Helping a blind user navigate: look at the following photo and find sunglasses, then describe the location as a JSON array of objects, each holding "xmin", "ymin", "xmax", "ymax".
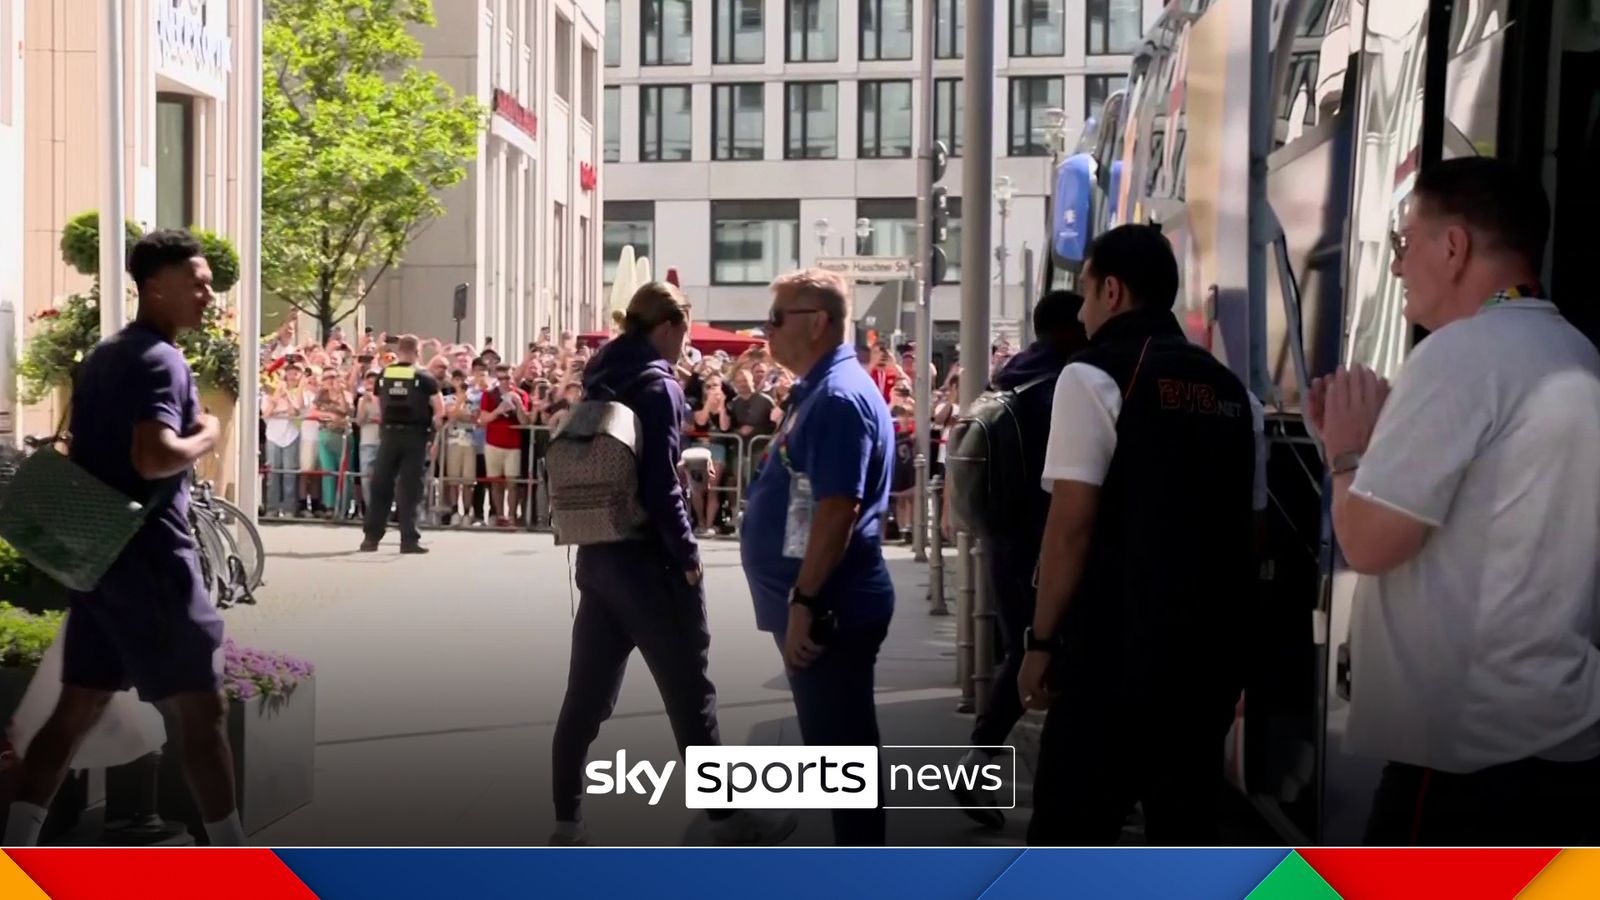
[
  {"xmin": 766, "ymin": 307, "xmax": 824, "ymax": 329},
  {"xmin": 1389, "ymin": 229, "xmax": 1412, "ymax": 261}
]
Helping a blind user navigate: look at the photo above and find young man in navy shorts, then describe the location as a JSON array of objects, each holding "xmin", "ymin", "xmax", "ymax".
[{"xmin": 3, "ymin": 230, "xmax": 242, "ymax": 847}]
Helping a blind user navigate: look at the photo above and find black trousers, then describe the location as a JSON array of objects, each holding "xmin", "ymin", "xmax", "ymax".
[
  {"xmin": 971, "ymin": 536, "xmax": 1036, "ymax": 748},
  {"xmin": 362, "ymin": 428, "xmax": 429, "ymax": 547},
  {"xmin": 1028, "ymin": 689, "xmax": 1234, "ymax": 846},
  {"xmin": 1364, "ymin": 755, "xmax": 1600, "ymax": 846},
  {"xmin": 551, "ymin": 541, "xmax": 722, "ymax": 824}
]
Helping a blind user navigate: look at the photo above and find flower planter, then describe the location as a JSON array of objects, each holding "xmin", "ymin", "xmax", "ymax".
[
  {"xmin": 194, "ymin": 387, "xmax": 240, "ymax": 503},
  {"xmin": 0, "ymin": 666, "xmax": 90, "ymax": 843},
  {"xmin": 158, "ymin": 676, "xmax": 316, "ymax": 841}
]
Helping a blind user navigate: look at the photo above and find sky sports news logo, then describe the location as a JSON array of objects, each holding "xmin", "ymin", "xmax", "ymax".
[{"xmin": 584, "ymin": 745, "xmax": 1016, "ymax": 810}]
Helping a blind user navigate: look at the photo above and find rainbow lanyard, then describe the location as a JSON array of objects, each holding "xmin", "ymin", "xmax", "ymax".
[{"xmin": 1482, "ymin": 283, "xmax": 1545, "ymax": 310}]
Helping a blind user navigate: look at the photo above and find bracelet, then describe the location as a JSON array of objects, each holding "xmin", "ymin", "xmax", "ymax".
[{"xmin": 1329, "ymin": 451, "xmax": 1362, "ymax": 476}]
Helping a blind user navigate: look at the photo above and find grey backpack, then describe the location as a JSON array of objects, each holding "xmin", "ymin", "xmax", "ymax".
[{"xmin": 546, "ymin": 371, "xmax": 655, "ymax": 546}]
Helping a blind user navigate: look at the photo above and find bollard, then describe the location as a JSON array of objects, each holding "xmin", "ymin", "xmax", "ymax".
[
  {"xmin": 927, "ymin": 476, "xmax": 949, "ymax": 616},
  {"xmin": 912, "ymin": 452, "xmax": 929, "ymax": 562},
  {"xmin": 955, "ymin": 530, "xmax": 976, "ymax": 713},
  {"xmin": 971, "ymin": 537, "xmax": 994, "ymax": 717}
]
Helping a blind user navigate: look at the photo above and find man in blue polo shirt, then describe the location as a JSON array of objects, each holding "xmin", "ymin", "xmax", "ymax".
[{"xmin": 740, "ymin": 268, "xmax": 896, "ymax": 846}]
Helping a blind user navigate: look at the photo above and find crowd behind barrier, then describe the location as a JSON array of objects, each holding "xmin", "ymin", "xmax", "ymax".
[{"xmin": 253, "ymin": 318, "xmax": 1015, "ymax": 539}]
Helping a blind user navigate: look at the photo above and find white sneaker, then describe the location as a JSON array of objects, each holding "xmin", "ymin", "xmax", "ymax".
[
  {"xmin": 548, "ymin": 821, "xmax": 588, "ymax": 846},
  {"xmin": 710, "ymin": 809, "xmax": 799, "ymax": 845},
  {"xmin": 950, "ymin": 749, "xmax": 1005, "ymax": 830}
]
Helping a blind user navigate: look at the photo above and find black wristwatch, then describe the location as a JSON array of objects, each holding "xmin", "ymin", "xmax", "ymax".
[
  {"xmin": 1023, "ymin": 627, "xmax": 1058, "ymax": 653},
  {"xmin": 789, "ymin": 587, "xmax": 823, "ymax": 612}
]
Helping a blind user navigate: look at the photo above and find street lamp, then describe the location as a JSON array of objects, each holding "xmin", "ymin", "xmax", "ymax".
[
  {"xmin": 1042, "ymin": 107, "xmax": 1072, "ymax": 159},
  {"xmin": 813, "ymin": 218, "xmax": 831, "ymax": 254},
  {"xmin": 994, "ymin": 175, "xmax": 1015, "ymax": 324},
  {"xmin": 854, "ymin": 216, "xmax": 873, "ymax": 254}
]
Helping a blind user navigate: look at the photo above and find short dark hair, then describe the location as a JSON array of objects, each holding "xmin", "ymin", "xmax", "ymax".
[
  {"xmin": 1083, "ymin": 224, "xmax": 1180, "ymax": 311},
  {"xmin": 1033, "ymin": 290, "xmax": 1087, "ymax": 341},
  {"xmin": 127, "ymin": 229, "xmax": 203, "ymax": 290},
  {"xmin": 1412, "ymin": 156, "xmax": 1550, "ymax": 268}
]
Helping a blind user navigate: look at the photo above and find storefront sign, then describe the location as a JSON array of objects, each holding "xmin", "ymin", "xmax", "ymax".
[
  {"xmin": 816, "ymin": 256, "xmax": 913, "ymax": 280},
  {"xmin": 157, "ymin": 0, "xmax": 232, "ymax": 78},
  {"xmin": 493, "ymin": 89, "xmax": 538, "ymax": 140}
]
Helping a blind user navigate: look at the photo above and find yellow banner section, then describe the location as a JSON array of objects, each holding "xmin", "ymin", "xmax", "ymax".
[
  {"xmin": 1518, "ymin": 849, "xmax": 1600, "ymax": 899},
  {"xmin": 0, "ymin": 851, "xmax": 50, "ymax": 899}
]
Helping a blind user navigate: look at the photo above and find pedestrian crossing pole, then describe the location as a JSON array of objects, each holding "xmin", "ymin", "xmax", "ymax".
[
  {"xmin": 98, "ymin": 0, "xmax": 127, "ymax": 338},
  {"xmin": 912, "ymin": 0, "xmax": 938, "ymax": 566}
]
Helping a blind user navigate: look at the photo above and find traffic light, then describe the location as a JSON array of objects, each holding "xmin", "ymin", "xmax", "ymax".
[{"xmin": 927, "ymin": 140, "xmax": 951, "ymax": 287}]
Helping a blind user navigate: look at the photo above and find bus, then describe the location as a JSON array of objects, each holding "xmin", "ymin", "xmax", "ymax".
[{"xmin": 1050, "ymin": 0, "xmax": 1600, "ymax": 844}]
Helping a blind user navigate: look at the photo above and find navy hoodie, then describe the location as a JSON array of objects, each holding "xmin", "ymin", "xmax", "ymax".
[
  {"xmin": 582, "ymin": 333, "xmax": 700, "ymax": 572},
  {"xmin": 992, "ymin": 340, "xmax": 1073, "ymax": 547}
]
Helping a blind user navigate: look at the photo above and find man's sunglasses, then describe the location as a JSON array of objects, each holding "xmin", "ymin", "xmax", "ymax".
[{"xmin": 766, "ymin": 307, "xmax": 824, "ymax": 329}]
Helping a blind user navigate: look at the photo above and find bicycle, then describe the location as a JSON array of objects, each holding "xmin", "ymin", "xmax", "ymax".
[{"xmin": 6, "ymin": 432, "xmax": 264, "ymax": 609}]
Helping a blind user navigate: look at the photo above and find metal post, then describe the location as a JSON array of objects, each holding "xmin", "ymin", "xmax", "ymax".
[
  {"xmin": 971, "ymin": 537, "xmax": 993, "ymax": 716},
  {"xmin": 955, "ymin": 530, "xmax": 975, "ymax": 712},
  {"xmin": 99, "ymin": 0, "xmax": 128, "ymax": 337},
  {"xmin": 1022, "ymin": 245, "xmax": 1036, "ymax": 347},
  {"xmin": 928, "ymin": 476, "xmax": 949, "ymax": 615},
  {"xmin": 236, "ymin": 0, "xmax": 264, "ymax": 525},
  {"xmin": 913, "ymin": 0, "xmax": 937, "ymax": 566},
  {"xmin": 1247, "ymin": 0, "xmax": 1272, "ymax": 400}
]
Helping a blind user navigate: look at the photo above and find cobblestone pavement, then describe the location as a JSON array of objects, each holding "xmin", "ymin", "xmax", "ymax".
[{"xmin": 230, "ymin": 524, "xmax": 1034, "ymax": 846}]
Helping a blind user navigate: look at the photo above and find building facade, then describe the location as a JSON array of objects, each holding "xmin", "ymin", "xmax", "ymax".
[
  {"xmin": 602, "ymin": 0, "xmax": 1156, "ymax": 337},
  {"xmin": 367, "ymin": 0, "xmax": 607, "ymax": 350},
  {"xmin": 9, "ymin": 0, "xmax": 258, "ymax": 439}
]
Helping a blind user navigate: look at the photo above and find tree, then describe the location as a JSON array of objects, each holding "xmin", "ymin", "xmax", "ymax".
[{"xmin": 263, "ymin": 0, "xmax": 483, "ymax": 339}]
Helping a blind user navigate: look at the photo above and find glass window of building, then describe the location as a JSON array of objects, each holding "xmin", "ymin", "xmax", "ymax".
[
  {"xmin": 786, "ymin": 0, "xmax": 839, "ymax": 62},
  {"xmin": 1010, "ymin": 0, "xmax": 1064, "ymax": 57},
  {"xmin": 555, "ymin": 15, "xmax": 573, "ymax": 102},
  {"xmin": 861, "ymin": 0, "xmax": 913, "ymax": 61},
  {"xmin": 605, "ymin": 0, "xmax": 622, "ymax": 66},
  {"xmin": 643, "ymin": 0, "xmax": 694, "ymax": 66},
  {"xmin": 581, "ymin": 44, "xmax": 597, "ymax": 123},
  {"xmin": 859, "ymin": 80, "xmax": 913, "ymax": 159},
  {"xmin": 855, "ymin": 198, "xmax": 916, "ymax": 257},
  {"xmin": 604, "ymin": 87, "xmax": 621, "ymax": 162},
  {"xmin": 713, "ymin": 83, "xmax": 765, "ymax": 160},
  {"xmin": 604, "ymin": 202, "xmax": 656, "ymax": 284},
  {"xmin": 785, "ymin": 82, "xmax": 837, "ymax": 159},
  {"xmin": 1085, "ymin": 74, "xmax": 1126, "ymax": 126},
  {"xmin": 1087, "ymin": 0, "xmax": 1142, "ymax": 56},
  {"xmin": 1009, "ymin": 76, "xmax": 1062, "ymax": 156},
  {"xmin": 934, "ymin": 78, "xmax": 964, "ymax": 157},
  {"xmin": 155, "ymin": 93, "xmax": 194, "ymax": 230},
  {"xmin": 714, "ymin": 0, "xmax": 765, "ymax": 64},
  {"xmin": 640, "ymin": 85, "xmax": 694, "ymax": 161},
  {"xmin": 712, "ymin": 200, "xmax": 801, "ymax": 285},
  {"xmin": 935, "ymin": 0, "xmax": 964, "ymax": 59}
]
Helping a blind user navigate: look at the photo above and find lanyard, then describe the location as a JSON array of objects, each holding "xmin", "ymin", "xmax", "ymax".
[{"xmin": 1482, "ymin": 283, "xmax": 1545, "ymax": 310}]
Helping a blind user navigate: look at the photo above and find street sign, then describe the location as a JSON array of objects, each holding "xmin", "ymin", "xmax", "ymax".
[{"xmin": 816, "ymin": 256, "xmax": 914, "ymax": 280}]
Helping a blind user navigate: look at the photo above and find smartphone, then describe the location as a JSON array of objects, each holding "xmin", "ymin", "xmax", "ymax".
[{"xmin": 809, "ymin": 609, "xmax": 839, "ymax": 645}]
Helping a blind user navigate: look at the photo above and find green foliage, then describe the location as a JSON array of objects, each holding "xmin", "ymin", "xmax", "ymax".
[
  {"xmin": 16, "ymin": 288, "xmax": 104, "ymax": 404},
  {"xmin": 0, "ymin": 602, "xmax": 65, "ymax": 669},
  {"xmin": 192, "ymin": 228, "xmax": 242, "ymax": 295},
  {"xmin": 263, "ymin": 0, "xmax": 485, "ymax": 337},
  {"xmin": 0, "ymin": 539, "xmax": 33, "ymax": 587},
  {"xmin": 59, "ymin": 212, "xmax": 146, "ymax": 278},
  {"xmin": 181, "ymin": 302, "xmax": 242, "ymax": 397}
]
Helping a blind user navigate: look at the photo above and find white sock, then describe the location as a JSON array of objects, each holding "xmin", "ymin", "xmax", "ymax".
[
  {"xmin": 4, "ymin": 802, "xmax": 49, "ymax": 847},
  {"xmin": 204, "ymin": 811, "xmax": 247, "ymax": 846}
]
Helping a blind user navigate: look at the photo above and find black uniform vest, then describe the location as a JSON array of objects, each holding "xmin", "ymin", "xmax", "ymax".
[
  {"xmin": 1057, "ymin": 309, "xmax": 1256, "ymax": 715},
  {"xmin": 378, "ymin": 365, "xmax": 428, "ymax": 430}
]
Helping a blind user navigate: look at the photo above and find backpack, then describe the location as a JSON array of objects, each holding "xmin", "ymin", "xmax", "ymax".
[
  {"xmin": 944, "ymin": 374, "xmax": 1056, "ymax": 538},
  {"xmin": 545, "ymin": 370, "xmax": 657, "ymax": 546}
]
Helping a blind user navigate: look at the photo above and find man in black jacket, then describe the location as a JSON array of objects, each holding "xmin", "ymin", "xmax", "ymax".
[
  {"xmin": 1019, "ymin": 225, "xmax": 1255, "ymax": 845},
  {"xmin": 951, "ymin": 291, "xmax": 1087, "ymax": 828}
]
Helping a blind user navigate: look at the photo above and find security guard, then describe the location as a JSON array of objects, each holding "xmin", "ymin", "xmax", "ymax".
[{"xmin": 360, "ymin": 335, "xmax": 444, "ymax": 554}]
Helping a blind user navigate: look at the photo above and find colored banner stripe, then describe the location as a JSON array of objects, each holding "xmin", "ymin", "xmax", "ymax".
[
  {"xmin": 4, "ymin": 849, "xmax": 316, "ymax": 900},
  {"xmin": 0, "ymin": 852, "xmax": 51, "ymax": 900},
  {"xmin": 1516, "ymin": 849, "xmax": 1600, "ymax": 900},
  {"xmin": 1246, "ymin": 851, "xmax": 1341, "ymax": 900},
  {"xmin": 1298, "ymin": 849, "xmax": 1560, "ymax": 900}
]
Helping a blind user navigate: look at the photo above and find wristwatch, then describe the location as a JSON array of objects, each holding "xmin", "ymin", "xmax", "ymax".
[
  {"xmin": 1023, "ymin": 627, "xmax": 1058, "ymax": 653},
  {"xmin": 788, "ymin": 586, "xmax": 823, "ymax": 612},
  {"xmin": 1329, "ymin": 451, "xmax": 1362, "ymax": 476}
]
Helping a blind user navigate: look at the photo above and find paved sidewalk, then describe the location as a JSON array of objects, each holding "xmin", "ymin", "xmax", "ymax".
[{"xmin": 227, "ymin": 526, "xmax": 1031, "ymax": 846}]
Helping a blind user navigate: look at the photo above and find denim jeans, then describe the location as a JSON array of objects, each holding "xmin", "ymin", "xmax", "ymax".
[
  {"xmin": 359, "ymin": 442, "xmax": 380, "ymax": 511},
  {"xmin": 265, "ymin": 438, "xmax": 300, "ymax": 514}
]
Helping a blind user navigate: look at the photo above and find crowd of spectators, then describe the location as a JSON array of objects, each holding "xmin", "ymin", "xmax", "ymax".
[{"xmin": 254, "ymin": 316, "xmax": 1012, "ymax": 537}]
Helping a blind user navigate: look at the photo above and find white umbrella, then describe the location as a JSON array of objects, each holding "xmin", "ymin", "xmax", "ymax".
[
  {"xmin": 635, "ymin": 256, "xmax": 653, "ymax": 287},
  {"xmin": 608, "ymin": 245, "xmax": 637, "ymax": 321}
]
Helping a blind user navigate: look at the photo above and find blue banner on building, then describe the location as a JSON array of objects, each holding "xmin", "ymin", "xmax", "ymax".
[{"xmin": 1051, "ymin": 153, "xmax": 1095, "ymax": 267}]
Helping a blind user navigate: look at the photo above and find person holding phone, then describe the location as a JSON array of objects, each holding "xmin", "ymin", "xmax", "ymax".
[{"xmin": 688, "ymin": 375, "xmax": 732, "ymax": 534}]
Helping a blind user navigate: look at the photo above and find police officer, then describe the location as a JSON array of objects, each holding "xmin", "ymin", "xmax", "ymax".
[{"xmin": 360, "ymin": 335, "xmax": 444, "ymax": 554}]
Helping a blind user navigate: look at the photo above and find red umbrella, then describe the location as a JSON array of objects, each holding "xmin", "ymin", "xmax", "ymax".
[{"xmin": 575, "ymin": 323, "xmax": 766, "ymax": 355}]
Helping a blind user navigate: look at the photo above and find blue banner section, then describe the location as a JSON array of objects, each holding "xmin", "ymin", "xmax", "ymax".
[
  {"xmin": 1052, "ymin": 154, "xmax": 1096, "ymax": 266},
  {"xmin": 1108, "ymin": 160, "xmax": 1126, "ymax": 227},
  {"xmin": 275, "ymin": 848, "xmax": 1294, "ymax": 899}
]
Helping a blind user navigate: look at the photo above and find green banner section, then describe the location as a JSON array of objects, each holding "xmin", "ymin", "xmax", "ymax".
[{"xmin": 1245, "ymin": 852, "xmax": 1343, "ymax": 900}]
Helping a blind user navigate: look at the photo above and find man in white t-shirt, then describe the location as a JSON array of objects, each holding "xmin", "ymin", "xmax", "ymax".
[{"xmin": 1313, "ymin": 157, "xmax": 1600, "ymax": 846}]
